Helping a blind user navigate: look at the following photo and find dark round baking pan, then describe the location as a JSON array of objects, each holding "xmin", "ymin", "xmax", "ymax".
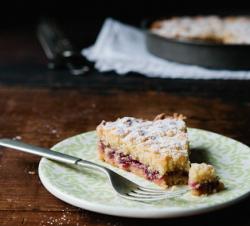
[{"xmin": 142, "ymin": 19, "xmax": 250, "ymax": 70}]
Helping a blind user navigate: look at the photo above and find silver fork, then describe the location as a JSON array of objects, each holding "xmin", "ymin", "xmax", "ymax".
[{"xmin": 0, "ymin": 138, "xmax": 189, "ymax": 201}]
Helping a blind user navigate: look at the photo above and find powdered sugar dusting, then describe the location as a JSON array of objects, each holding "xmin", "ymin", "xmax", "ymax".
[{"xmin": 101, "ymin": 116, "xmax": 188, "ymax": 157}]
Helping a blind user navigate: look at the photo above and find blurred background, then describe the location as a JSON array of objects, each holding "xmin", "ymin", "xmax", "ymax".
[
  {"xmin": 1, "ymin": 1, "xmax": 250, "ymax": 91},
  {"xmin": 1, "ymin": 1, "xmax": 250, "ymax": 49}
]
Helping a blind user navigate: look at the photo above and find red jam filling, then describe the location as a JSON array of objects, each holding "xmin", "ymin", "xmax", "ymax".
[{"xmin": 99, "ymin": 142, "xmax": 160, "ymax": 180}]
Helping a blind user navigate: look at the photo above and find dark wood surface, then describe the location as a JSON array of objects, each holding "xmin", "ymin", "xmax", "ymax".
[{"xmin": 0, "ymin": 26, "xmax": 250, "ymax": 226}]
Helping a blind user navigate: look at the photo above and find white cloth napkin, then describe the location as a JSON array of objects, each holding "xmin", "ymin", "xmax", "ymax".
[{"xmin": 82, "ymin": 18, "xmax": 250, "ymax": 80}]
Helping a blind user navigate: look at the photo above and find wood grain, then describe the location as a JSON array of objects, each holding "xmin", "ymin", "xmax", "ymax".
[{"xmin": 0, "ymin": 86, "xmax": 250, "ymax": 225}]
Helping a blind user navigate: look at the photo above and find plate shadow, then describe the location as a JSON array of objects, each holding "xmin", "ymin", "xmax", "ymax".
[{"xmin": 189, "ymin": 148, "xmax": 212, "ymax": 164}]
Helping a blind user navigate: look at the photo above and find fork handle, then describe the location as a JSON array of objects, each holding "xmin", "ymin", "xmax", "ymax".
[{"xmin": 0, "ymin": 138, "xmax": 108, "ymax": 175}]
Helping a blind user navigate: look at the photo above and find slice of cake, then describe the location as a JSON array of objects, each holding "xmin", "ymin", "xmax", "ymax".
[
  {"xmin": 96, "ymin": 113, "xmax": 190, "ymax": 188},
  {"xmin": 188, "ymin": 163, "xmax": 224, "ymax": 195}
]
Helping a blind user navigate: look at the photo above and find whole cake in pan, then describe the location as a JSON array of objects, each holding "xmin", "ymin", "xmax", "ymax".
[{"xmin": 150, "ymin": 16, "xmax": 250, "ymax": 44}]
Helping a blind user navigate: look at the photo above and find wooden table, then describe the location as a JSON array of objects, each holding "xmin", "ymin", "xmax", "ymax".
[{"xmin": 1, "ymin": 26, "xmax": 250, "ymax": 226}]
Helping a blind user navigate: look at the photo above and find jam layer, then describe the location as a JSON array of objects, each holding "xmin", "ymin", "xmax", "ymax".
[
  {"xmin": 98, "ymin": 141, "xmax": 188, "ymax": 188},
  {"xmin": 189, "ymin": 181, "xmax": 224, "ymax": 196}
]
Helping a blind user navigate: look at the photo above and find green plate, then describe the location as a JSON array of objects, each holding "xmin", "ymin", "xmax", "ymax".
[{"xmin": 38, "ymin": 128, "xmax": 250, "ymax": 218}]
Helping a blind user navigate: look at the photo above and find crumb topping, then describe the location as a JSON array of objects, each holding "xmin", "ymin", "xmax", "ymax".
[
  {"xmin": 189, "ymin": 163, "xmax": 217, "ymax": 184},
  {"xmin": 98, "ymin": 116, "xmax": 188, "ymax": 156}
]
